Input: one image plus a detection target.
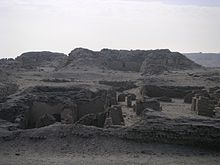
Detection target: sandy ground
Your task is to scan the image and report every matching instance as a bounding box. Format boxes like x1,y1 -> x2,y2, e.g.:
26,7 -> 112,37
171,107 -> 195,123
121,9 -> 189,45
161,99 -> 196,118
13,68 -> 220,89
1,137 -> 220,165
1,153 -> 220,165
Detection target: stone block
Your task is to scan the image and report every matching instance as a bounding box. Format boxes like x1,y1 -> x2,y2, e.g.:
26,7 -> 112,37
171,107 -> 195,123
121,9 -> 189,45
127,95 -> 132,107
118,93 -> 126,102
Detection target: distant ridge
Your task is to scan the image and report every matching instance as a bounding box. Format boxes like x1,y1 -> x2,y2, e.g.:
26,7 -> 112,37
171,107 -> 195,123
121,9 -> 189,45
185,53 -> 220,68
0,48 -> 202,75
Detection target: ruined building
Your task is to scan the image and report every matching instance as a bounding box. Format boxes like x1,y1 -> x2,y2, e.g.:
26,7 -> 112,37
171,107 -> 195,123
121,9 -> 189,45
0,86 -> 110,129
134,98 -> 161,116
191,96 -> 215,117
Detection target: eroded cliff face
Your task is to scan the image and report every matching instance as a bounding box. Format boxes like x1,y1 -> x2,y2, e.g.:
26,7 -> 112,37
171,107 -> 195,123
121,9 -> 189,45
65,48 -> 201,74
15,51 -> 67,70
0,69 -> 9,83
0,83 -> 18,102
9,48 -> 201,74
140,50 -> 201,74
0,63 -> 19,101
0,58 -> 21,72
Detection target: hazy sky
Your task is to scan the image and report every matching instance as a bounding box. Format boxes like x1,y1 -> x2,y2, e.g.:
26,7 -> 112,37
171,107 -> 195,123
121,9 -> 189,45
0,0 -> 220,58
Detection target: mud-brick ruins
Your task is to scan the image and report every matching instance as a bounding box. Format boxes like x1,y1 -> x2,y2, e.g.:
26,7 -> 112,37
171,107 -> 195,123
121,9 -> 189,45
0,48 -> 220,164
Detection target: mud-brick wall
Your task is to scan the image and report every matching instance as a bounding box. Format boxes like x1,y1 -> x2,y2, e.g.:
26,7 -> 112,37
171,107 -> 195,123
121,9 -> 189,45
197,97 -> 215,117
141,85 -> 204,99
24,102 -> 66,128
77,97 -> 106,120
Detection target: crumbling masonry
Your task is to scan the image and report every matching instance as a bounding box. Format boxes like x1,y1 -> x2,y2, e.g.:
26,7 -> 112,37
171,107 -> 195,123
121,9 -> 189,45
191,96 -> 215,117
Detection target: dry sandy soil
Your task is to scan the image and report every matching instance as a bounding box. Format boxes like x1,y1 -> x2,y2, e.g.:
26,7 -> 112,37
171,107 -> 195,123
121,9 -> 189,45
1,136 -> 220,165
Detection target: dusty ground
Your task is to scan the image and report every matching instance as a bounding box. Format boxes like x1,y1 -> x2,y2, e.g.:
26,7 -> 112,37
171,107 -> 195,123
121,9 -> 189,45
1,151 -> 220,165
161,99 -> 196,119
1,136 -> 220,165
12,67 -> 220,89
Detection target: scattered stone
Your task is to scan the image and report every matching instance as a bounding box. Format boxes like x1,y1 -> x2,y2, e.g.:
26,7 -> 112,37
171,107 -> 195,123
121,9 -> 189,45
135,99 -> 161,116
8,126 -> 18,131
157,96 -> 172,102
36,114 -> 56,128
75,111 -> 107,128
76,114 -> 97,126
41,78 -> 71,83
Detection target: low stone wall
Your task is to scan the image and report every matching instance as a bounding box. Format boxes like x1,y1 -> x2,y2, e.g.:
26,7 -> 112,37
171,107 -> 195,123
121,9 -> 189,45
77,97 -> 106,120
123,111 -> 220,148
141,85 -> 204,99
192,96 -> 215,117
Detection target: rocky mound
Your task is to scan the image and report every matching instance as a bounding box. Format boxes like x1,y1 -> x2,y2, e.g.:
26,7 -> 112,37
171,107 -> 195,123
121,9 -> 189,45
0,65 -> 19,102
16,51 -> 67,70
62,48 -> 201,74
0,58 -> 21,71
0,83 -> 18,102
0,69 -> 9,83
63,48 -> 104,70
140,50 -> 201,74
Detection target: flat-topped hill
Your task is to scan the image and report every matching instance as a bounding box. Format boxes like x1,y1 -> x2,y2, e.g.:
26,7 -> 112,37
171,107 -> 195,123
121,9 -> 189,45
65,48 -> 201,74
